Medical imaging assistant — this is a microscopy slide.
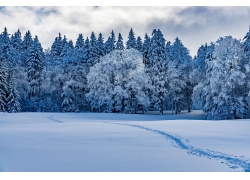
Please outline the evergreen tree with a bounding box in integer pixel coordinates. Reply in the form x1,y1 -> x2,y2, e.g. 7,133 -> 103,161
116,33 -> 124,50
105,30 -> 116,54
50,33 -> 64,65
0,61 -> 8,111
6,72 -> 21,112
75,34 -> 85,49
126,28 -> 136,49
96,33 -> 106,58
88,32 -> 98,66
167,37 -> 192,113
25,35 -> 45,101
147,29 -> 167,114
142,33 -> 150,64
135,36 -> 142,52
0,27 -> 10,66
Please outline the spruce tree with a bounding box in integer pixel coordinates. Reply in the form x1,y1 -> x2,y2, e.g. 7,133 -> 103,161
147,29 -> 167,114
0,61 -> 8,112
126,28 -> 136,49
6,72 -> 21,112
135,36 -> 142,52
26,36 -> 45,100
116,33 -> 124,50
96,33 -> 106,58
142,33 -> 150,64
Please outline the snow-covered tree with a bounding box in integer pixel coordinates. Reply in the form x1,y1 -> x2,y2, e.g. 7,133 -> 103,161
86,49 -> 150,113
25,35 -> 45,101
146,29 -> 168,114
96,33 -> 106,58
135,36 -> 142,52
105,30 -> 116,54
142,33 -> 150,64
6,72 -> 21,112
202,36 -> 246,119
116,33 -> 124,50
0,61 -> 8,111
167,37 -> 192,113
126,28 -> 136,49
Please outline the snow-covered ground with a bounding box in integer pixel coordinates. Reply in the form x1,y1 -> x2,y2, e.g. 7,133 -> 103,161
0,110 -> 250,172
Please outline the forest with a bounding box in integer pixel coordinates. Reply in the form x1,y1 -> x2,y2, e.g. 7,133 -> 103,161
0,27 -> 250,120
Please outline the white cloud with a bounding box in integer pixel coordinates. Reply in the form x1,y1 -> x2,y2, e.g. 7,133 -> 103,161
0,6 -> 250,57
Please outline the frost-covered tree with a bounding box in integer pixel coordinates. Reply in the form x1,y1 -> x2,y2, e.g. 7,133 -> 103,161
202,36 -> 246,119
96,33 -> 106,58
126,28 -> 136,49
147,29 -> 167,114
0,27 -> 10,66
142,33 -> 150,64
242,28 -> 250,110
25,35 -> 45,104
167,37 -> 192,113
88,32 -> 98,66
86,49 -> 150,113
116,33 -> 124,50
75,34 -> 84,49
0,61 -> 8,111
50,33 -> 64,66
135,36 -> 142,52
6,72 -> 21,112
105,30 -> 116,54
191,43 -> 215,109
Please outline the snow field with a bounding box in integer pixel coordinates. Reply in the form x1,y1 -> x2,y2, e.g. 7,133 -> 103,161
0,111 -> 250,172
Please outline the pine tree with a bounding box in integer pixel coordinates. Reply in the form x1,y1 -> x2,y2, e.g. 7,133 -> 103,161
88,32 -> 98,66
96,33 -> 106,58
0,27 -> 10,66
50,33 -> 64,65
105,30 -> 116,54
126,28 -> 136,49
75,34 -> 85,49
6,72 -> 21,112
0,61 -> 8,111
116,33 -> 124,50
26,36 -> 45,100
147,29 -> 167,114
142,33 -> 150,64
9,30 -> 23,67
135,36 -> 142,52
167,37 -> 192,113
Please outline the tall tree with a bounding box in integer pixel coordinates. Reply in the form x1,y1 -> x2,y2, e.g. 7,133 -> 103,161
126,28 -> 136,49
6,72 -> 21,112
116,33 -> 124,50
142,33 -> 150,64
25,35 -> 45,102
147,29 -> 167,114
135,36 -> 142,52
0,61 -> 8,111
201,36 -> 246,119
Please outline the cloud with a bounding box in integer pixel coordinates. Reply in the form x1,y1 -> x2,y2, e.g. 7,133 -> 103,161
0,6 -> 250,57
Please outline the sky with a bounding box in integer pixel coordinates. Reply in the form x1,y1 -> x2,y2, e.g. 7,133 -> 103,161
0,3 -> 250,57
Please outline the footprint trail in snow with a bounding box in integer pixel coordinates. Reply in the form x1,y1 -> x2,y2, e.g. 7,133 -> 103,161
111,122 -> 250,172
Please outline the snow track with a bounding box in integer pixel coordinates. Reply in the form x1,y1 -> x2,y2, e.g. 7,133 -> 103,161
111,122 -> 250,172
48,115 -> 63,123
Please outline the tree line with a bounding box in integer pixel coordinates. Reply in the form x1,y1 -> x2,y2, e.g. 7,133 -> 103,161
0,27 -> 250,120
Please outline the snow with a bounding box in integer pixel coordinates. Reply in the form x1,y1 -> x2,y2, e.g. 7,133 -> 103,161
0,110 -> 250,172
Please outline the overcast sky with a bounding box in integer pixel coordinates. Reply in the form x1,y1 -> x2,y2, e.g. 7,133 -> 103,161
0,6 -> 250,57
